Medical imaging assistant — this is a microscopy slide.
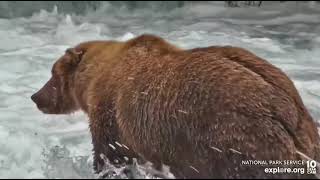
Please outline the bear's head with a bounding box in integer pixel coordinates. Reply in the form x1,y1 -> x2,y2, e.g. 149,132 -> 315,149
31,40 -> 126,114
31,47 -> 85,114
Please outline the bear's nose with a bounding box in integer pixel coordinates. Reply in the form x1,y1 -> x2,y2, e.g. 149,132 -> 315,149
31,93 -> 37,103
31,93 -> 42,106
31,93 -> 46,108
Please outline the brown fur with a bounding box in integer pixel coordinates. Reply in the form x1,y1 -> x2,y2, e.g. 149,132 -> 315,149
31,34 -> 320,178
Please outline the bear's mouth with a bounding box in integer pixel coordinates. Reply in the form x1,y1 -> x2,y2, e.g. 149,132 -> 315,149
37,104 -> 63,114
36,105 -> 53,114
38,106 -> 49,113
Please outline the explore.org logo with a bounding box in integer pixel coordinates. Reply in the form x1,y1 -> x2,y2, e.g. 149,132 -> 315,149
241,160 -> 317,175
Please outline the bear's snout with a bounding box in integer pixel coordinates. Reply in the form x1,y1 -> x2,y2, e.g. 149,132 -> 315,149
30,93 -> 37,103
31,92 -> 43,106
31,90 -> 53,113
31,75 -> 64,114
31,92 -> 46,108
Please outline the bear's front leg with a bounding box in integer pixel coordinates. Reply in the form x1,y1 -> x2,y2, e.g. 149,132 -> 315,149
88,103 -> 137,174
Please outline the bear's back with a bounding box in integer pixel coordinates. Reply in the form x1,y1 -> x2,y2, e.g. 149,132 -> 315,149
88,35 -> 319,178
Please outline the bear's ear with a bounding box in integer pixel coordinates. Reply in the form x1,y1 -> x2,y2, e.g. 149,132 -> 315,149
65,48 -> 85,65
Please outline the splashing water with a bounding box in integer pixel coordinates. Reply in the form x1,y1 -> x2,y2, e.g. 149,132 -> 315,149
0,1 -> 319,178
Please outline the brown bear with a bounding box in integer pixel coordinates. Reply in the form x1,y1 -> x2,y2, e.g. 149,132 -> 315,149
31,34 -> 320,179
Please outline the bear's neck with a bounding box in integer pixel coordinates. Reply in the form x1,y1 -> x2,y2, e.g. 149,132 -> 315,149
72,73 -> 92,113
73,42 -> 127,113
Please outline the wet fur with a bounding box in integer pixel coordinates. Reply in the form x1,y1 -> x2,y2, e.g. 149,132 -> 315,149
32,34 -> 320,178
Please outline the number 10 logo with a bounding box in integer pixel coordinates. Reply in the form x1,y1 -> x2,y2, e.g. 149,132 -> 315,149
307,160 -> 317,175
